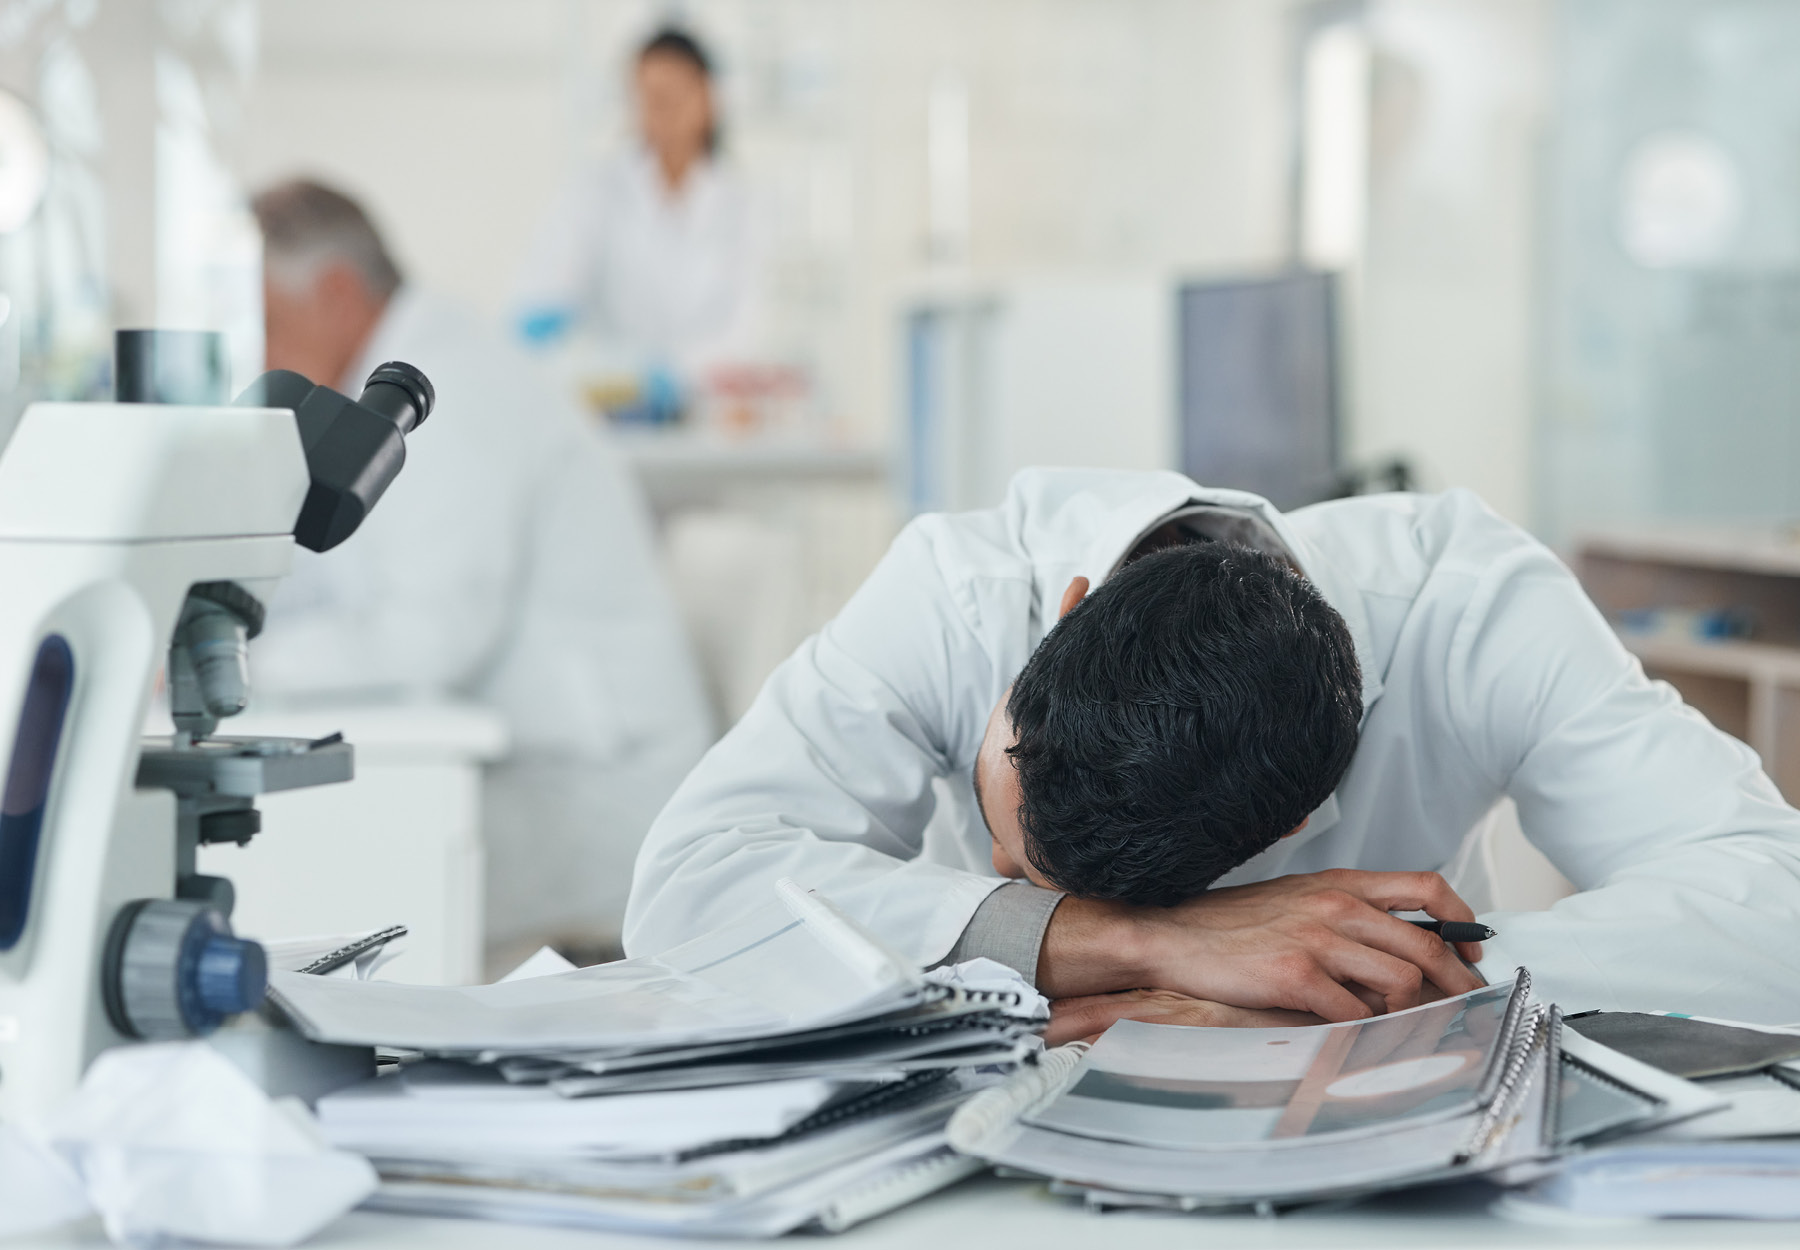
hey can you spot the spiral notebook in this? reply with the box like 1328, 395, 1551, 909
1022, 977, 1527, 1152
948, 971, 1689, 1209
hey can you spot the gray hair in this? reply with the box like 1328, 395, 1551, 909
252, 178, 403, 298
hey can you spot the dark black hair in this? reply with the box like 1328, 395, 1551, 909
637, 27, 719, 154
1005, 542, 1362, 907
639, 26, 713, 77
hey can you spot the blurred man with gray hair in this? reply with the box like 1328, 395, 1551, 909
251, 177, 713, 965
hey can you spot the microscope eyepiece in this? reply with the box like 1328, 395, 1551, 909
237, 358, 435, 552
357, 361, 435, 434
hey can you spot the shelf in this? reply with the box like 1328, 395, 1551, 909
613, 430, 889, 480
611, 430, 892, 514
1586, 528, 1800, 802
1582, 526, 1800, 578
1620, 633, 1800, 686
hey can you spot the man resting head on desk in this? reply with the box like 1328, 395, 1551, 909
625, 470, 1800, 1040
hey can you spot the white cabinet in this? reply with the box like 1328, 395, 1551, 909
902, 276, 1176, 513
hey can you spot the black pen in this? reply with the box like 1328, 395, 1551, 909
1407, 919, 1496, 943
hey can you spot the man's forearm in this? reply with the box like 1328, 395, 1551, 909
1035, 895, 1153, 997
1031, 870, 1485, 1020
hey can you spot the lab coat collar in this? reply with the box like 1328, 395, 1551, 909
1010, 468, 1382, 716
628, 145, 722, 210
1007, 468, 1380, 851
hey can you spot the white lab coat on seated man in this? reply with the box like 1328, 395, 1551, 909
256, 287, 715, 949
626, 468, 1800, 1022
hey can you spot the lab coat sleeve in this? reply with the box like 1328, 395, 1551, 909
623, 523, 1011, 963
674, 180, 766, 374
1445, 526, 1800, 1021
252, 475, 522, 700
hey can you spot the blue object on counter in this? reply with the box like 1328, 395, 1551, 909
610, 365, 684, 426
517, 307, 574, 346
1617, 606, 1755, 642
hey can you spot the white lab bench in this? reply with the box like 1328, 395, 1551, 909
194, 701, 509, 986
613, 427, 890, 519
8, 1173, 1797, 1249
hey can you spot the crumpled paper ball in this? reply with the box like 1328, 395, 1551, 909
28, 1041, 376, 1246
0, 1120, 92, 1239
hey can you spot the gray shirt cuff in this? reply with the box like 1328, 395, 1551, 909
936, 880, 1065, 985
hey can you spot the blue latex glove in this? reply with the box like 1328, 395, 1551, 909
517, 307, 573, 346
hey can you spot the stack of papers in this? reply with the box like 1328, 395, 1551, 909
948, 973, 1698, 1212
271, 881, 1045, 1236
1505, 1010, 1800, 1220
1500, 1143, 1800, 1221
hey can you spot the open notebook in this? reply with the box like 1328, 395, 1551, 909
950, 971, 1707, 1210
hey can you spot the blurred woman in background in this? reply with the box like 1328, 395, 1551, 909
514, 27, 761, 400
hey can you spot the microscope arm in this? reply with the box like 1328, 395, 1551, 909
165, 362, 438, 741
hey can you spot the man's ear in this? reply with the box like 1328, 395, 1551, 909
1057, 576, 1090, 621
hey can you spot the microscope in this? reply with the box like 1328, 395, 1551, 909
0, 330, 434, 1122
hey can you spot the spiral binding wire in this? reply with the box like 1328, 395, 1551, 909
812, 1145, 988, 1233
1474, 968, 1535, 1106
681, 1069, 957, 1161
1544, 1006, 1565, 1147
946, 1042, 1090, 1155
925, 983, 1028, 1011
1458, 1001, 1551, 1163
295, 924, 408, 976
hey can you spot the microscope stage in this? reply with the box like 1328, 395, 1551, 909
137, 735, 354, 798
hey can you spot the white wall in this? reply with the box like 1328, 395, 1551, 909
842, 0, 1298, 443
1352, 0, 1548, 526
243, 0, 571, 320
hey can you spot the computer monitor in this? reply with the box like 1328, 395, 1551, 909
1177, 269, 1340, 510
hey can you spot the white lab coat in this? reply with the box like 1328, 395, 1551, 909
627, 468, 1800, 1022
256, 288, 715, 945
514, 149, 760, 374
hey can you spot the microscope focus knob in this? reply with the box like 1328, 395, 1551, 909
101, 899, 269, 1040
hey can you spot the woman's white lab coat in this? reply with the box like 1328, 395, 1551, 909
514, 149, 760, 373
255, 288, 715, 946
626, 468, 1800, 1023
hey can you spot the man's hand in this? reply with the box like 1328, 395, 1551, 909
1046, 989, 1323, 1046
1038, 869, 1484, 1022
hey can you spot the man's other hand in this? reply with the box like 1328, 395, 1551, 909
1045, 989, 1324, 1045
1038, 869, 1484, 1022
